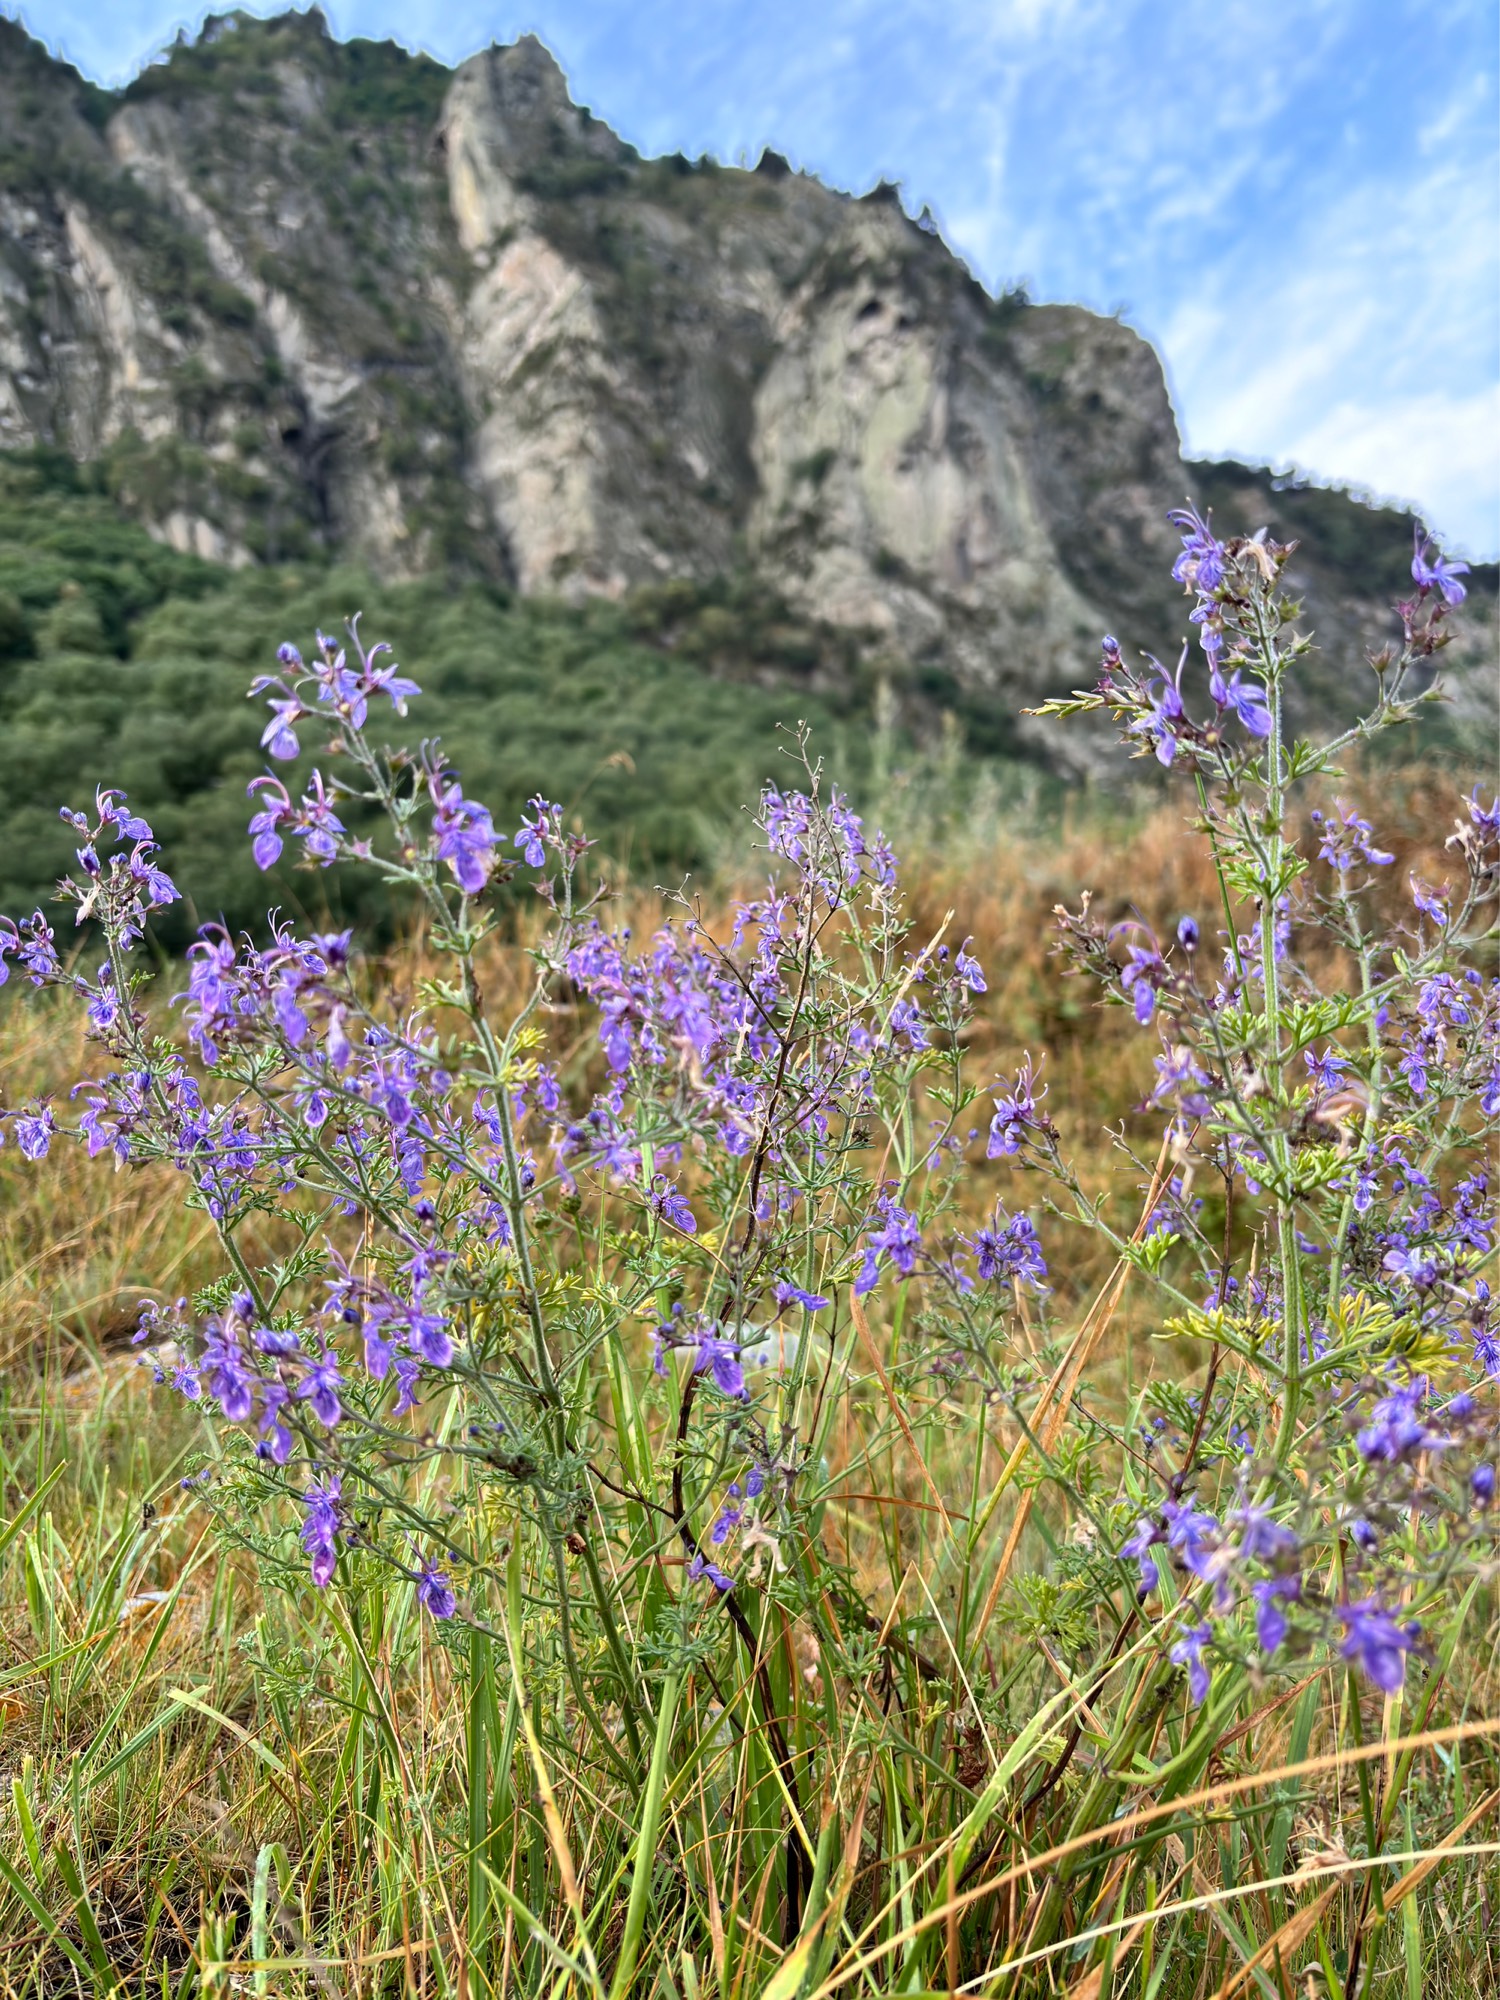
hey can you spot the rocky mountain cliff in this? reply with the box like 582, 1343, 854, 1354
1, 9, 1493, 768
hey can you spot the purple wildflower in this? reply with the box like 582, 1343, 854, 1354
1252, 1576, 1300, 1656
1169, 1622, 1213, 1705
1356, 1380, 1439, 1461
1304, 1046, 1348, 1095
300, 1477, 343, 1590
12, 1104, 55, 1160
431, 778, 500, 896
513, 795, 558, 869
650, 1175, 697, 1235
417, 1564, 457, 1619
688, 1550, 735, 1592
970, 1207, 1048, 1290
1338, 1600, 1419, 1693
774, 1281, 830, 1314
1411, 532, 1468, 606
695, 1331, 748, 1400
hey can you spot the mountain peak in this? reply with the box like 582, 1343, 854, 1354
0, 8, 1490, 767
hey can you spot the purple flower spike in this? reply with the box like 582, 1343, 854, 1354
1252, 1575, 1301, 1656
650, 1175, 697, 1235
255, 686, 307, 762
514, 795, 559, 869
1168, 505, 1225, 596
300, 1476, 343, 1590
1169, 1622, 1213, 1705
688, 1549, 735, 1592
431, 777, 500, 896
1338, 1600, 1419, 1693
774, 1280, 830, 1314
1411, 531, 1468, 606
417, 1564, 456, 1619
247, 776, 294, 870
12, 1104, 56, 1160
694, 1330, 748, 1401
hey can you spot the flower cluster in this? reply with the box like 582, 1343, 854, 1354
0, 483, 1492, 1819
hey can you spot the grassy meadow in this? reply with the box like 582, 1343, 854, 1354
0, 763, 1495, 1999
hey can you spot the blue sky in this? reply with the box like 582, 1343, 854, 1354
13, 0, 1500, 557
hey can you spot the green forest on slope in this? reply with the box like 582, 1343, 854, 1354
0, 451, 900, 946
1, 448, 1489, 952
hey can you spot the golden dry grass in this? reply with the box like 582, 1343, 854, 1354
0, 768, 1492, 1997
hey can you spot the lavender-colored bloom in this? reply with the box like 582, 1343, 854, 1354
1356, 1380, 1438, 1462
1471, 1464, 1495, 1505
1304, 1046, 1348, 1095
1130, 656, 1186, 767
0, 913, 59, 988
290, 773, 342, 864
650, 1175, 697, 1235
1168, 506, 1225, 595
1233, 1505, 1299, 1565
1382, 1247, 1439, 1291
1209, 667, 1273, 740
1465, 788, 1500, 841
300, 1353, 344, 1428
1121, 1516, 1162, 1594
417, 1564, 456, 1618
773, 1281, 830, 1314
12, 1105, 55, 1160
365, 650, 421, 713
257, 1385, 294, 1464
1170, 1622, 1212, 1705
126, 843, 180, 912
1120, 941, 1163, 1026
300, 1476, 342, 1589
1163, 1499, 1223, 1585
168, 1361, 202, 1401
513, 795, 558, 869
1409, 876, 1449, 928
1338, 1600, 1419, 1693
695, 1331, 748, 1400
201, 1318, 256, 1422
970, 1207, 1048, 1290
407, 1308, 453, 1369
1176, 916, 1199, 952
888, 997, 929, 1048
688, 1549, 735, 1592
1150, 1045, 1212, 1118
987, 1057, 1044, 1158
431, 778, 501, 896
1411, 532, 1468, 606
854, 1196, 922, 1294
955, 938, 987, 993
95, 789, 154, 843
245, 784, 308, 880
392, 1356, 422, 1416
1252, 1576, 1300, 1656
1311, 804, 1394, 872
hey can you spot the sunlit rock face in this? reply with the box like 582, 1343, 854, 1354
0, 11, 1491, 768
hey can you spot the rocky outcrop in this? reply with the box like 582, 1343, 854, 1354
0, 10, 1492, 767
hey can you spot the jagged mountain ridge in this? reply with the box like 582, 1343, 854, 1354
1, 8, 1493, 767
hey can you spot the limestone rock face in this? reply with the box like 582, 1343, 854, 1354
0, 11, 1491, 766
